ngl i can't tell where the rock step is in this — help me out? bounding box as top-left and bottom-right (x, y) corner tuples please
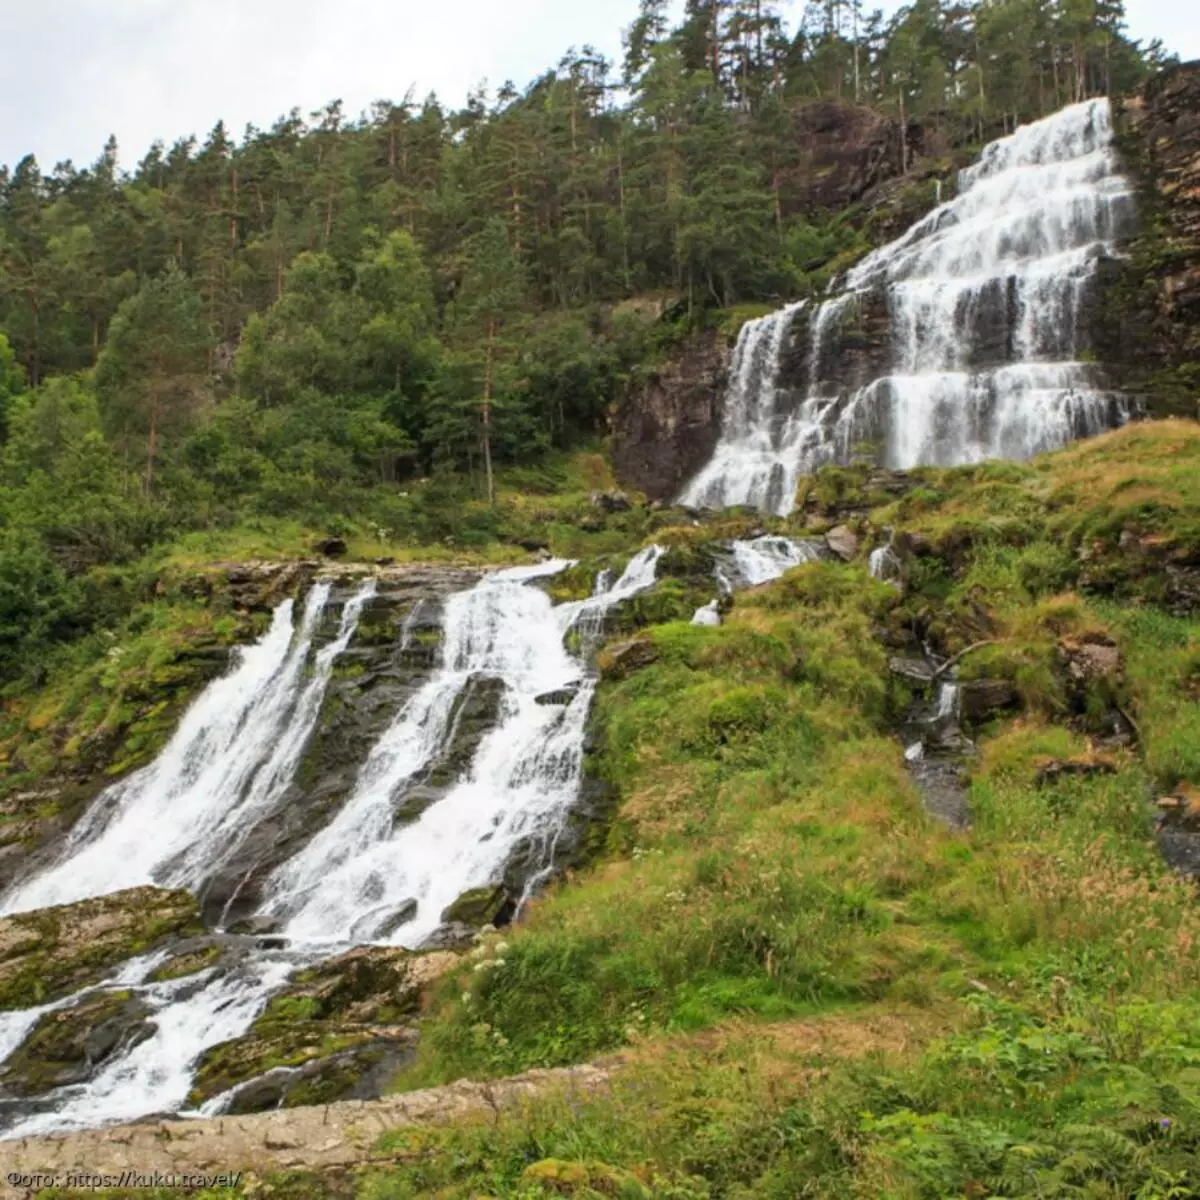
(0, 1065), (612, 1191)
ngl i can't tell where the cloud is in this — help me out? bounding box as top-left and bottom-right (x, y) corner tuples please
(0, 0), (645, 169)
(2, 0), (1195, 173)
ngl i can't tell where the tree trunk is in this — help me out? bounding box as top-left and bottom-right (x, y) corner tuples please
(482, 318), (496, 506)
(145, 393), (160, 497)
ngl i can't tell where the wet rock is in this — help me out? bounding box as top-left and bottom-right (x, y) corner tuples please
(147, 941), (226, 983)
(612, 330), (728, 501)
(825, 525), (860, 561)
(374, 900), (418, 940)
(0, 887), (201, 1010)
(598, 636), (660, 681)
(958, 678), (1020, 723)
(0, 991), (154, 1097)
(419, 674), (507, 792)
(419, 921), (478, 951)
(889, 656), (935, 685)
(211, 560), (318, 612)
(186, 944), (440, 1112)
(225, 916), (282, 938)
(536, 685), (581, 706)
(219, 1037), (417, 1115)
(441, 884), (511, 929)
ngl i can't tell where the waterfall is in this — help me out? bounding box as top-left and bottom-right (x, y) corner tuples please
(677, 302), (807, 514)
(719, 535), (826, 589)
(262, 548), (663, 947)
(2, 581), (373, 916)
(678, 98), (1138, 517)
(0, 552), (663, 1137)
(868, 542), (903, 584)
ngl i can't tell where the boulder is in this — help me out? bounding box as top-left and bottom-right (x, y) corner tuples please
(0, 990), (154, 1097)
(958, 678), (1020, 723)
(1059, 635), (1123, 684)
(0, 887), (201, 1010)
(440, 884), (510, 929)
(825, 525), (860, 562)
(598, 636), (660, 681)
(590, 491), (632, 513)
(888, 657), (935, 685)
(535, 684), (581, 707)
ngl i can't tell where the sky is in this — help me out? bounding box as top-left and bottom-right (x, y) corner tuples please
(1, 0), (1196, 172)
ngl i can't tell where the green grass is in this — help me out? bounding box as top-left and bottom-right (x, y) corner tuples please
(371, 421), (1200, 1198)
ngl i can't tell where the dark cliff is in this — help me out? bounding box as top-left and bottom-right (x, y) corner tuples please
(612, 330), (728, 502)
(1100, 61), (1200, 417)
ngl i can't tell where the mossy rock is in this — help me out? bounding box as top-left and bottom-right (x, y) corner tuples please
(147, 942), (224, 983)
(597, 636), (660, 681)
(0, 886), (202, 1010)
(440, 883), (509, 927)
(520, 1158), (650, 1196)
(0, 989), (153, 1096)
(187, 1025), (390, 1107)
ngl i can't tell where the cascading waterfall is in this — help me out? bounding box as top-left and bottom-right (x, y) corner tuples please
(677, 302), (807, 514)
(693, 535), (826, 624)
(720, 535), (826, 588)
(262, 548), (663, 948)
(1, 582), (376, 917)
(678, 98), (1138, 517)
(0, 551), (663, 1138)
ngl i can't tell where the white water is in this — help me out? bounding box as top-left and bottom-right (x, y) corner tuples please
(936, 682), (961, 720)
(0, 553), (664, 1137)
(678, 99), (1137, 516)
(677, 302), (807, 514)
(2, 582), (374, 916)
(868, 543), (903, 584)
(720, 535), (826, 589)
(263, 548), (663, 947)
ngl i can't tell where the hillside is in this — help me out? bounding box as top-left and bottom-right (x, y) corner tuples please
(4, 419), (1199, 1197)
(1, 4), (1200, 1198)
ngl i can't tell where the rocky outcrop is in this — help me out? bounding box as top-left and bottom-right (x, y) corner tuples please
(0, 990), (153, 1098)
(782, 102), (902, 215)
(0, 887), (201, 1010)
(1102, 61), (1200, 417)
(612, 331), (727, 502)
(2, 1065), (613, 1184)
(194, 567), (482, 927)
(185, 945), (457, 1114)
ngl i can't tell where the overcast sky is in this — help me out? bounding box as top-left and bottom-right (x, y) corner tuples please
(1, 0), (1195, 172)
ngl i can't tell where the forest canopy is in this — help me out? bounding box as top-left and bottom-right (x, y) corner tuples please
(0, 0), (1173, 675)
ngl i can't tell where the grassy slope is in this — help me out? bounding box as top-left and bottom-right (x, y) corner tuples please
(19, 422), (1200, 1200)
(357, 421), (1200, 1199)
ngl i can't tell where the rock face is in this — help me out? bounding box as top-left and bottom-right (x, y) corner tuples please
(0, 887), (201, 1010)
(194, 566), (482, 927)
(612, 330), (728, 502)
(782, 102), (902, 214)
(185, 945), (454, 1114)
(1102, 61), (1200, 417)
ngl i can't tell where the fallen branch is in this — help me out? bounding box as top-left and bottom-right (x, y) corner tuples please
(931, 640), (1002, 680)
